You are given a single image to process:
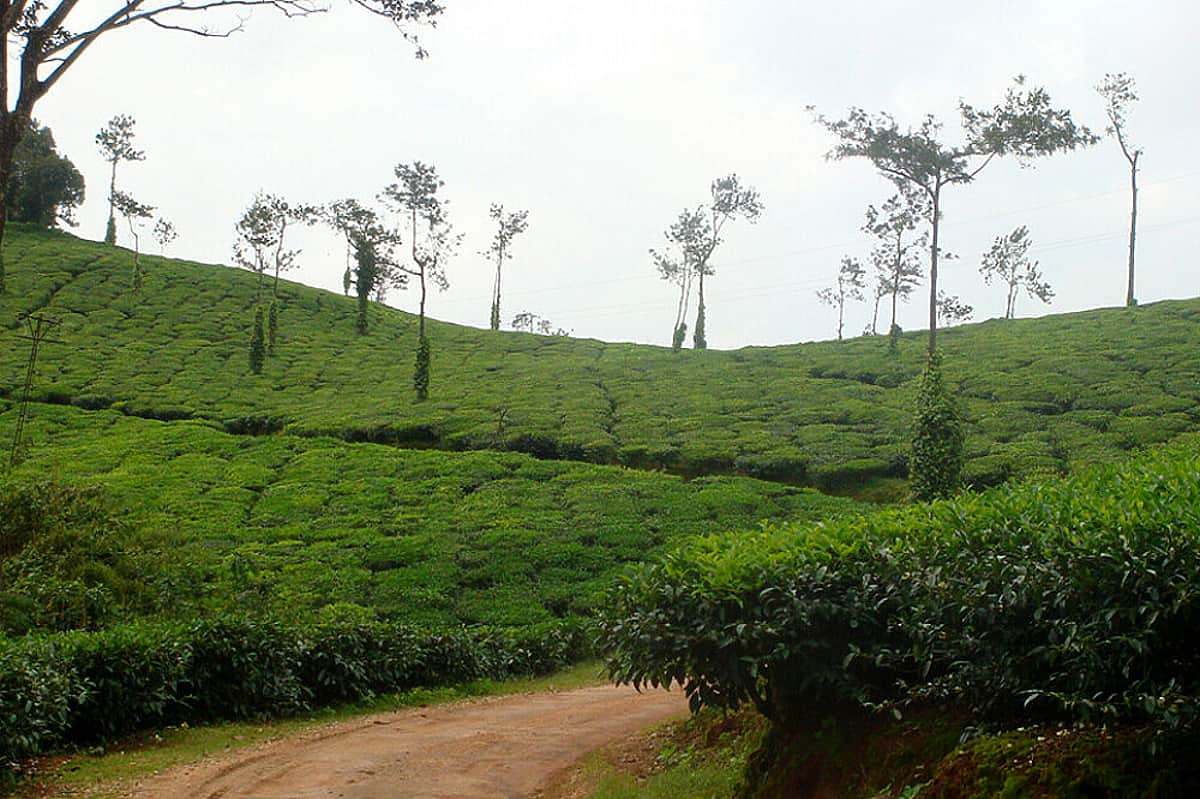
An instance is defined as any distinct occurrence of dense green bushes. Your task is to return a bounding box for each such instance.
[0,406,859,628]
[597,437,1200,732]
[1,616,586,771]
[1,227,1198,488]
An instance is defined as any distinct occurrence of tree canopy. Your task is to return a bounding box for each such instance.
[6,121,83,228]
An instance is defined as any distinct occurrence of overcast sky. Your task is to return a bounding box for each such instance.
[30,1,1200,349]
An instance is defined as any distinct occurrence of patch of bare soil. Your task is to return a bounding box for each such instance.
[123,684,686,799]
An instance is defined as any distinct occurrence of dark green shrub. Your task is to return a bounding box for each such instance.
[598,440,1200,731]
[414,334,430,400]
[672,322,687,351]
[0,639,80,770]
[267,301,278,355]
[182,617,305,720]
[910,352,964,501]
[249,306,266,374]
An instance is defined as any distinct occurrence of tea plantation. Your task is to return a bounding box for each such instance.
[0,402,857,631]
[1,225,1198,489]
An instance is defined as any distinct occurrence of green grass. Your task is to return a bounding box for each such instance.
[0,402,859,625]
[1,225,1197,488]
[10,660,607,799]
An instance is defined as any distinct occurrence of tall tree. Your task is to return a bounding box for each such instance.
[7,121,83,228]
[382,161,458,339]
[96,114,144,245]
[484,203,529,331]
[863,186,926,341]
[232,192,316,302]
[0,2,442,293]
[650,207,706,350]
[382,160,460,399]
[813,76,1096,355]
[979,225,1052,319]
[1096,72,1143,307]
[111,189,153,290]
[692,174,763,349]
[815,257,866,341]
[324,198,400,335]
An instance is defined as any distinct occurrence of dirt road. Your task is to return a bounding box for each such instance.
[123,684,687,799]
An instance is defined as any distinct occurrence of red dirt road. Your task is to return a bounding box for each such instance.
[123,684,687,798]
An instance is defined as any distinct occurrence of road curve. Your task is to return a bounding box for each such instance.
[123,684,687,799]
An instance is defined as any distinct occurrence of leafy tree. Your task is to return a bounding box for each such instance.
[0,2,442,293]
[980,225,1052,319]
[382,161,458,338]
[936,291,973,326]
[152,217,177,255]
[6,122,84,228]
[863,186,926,340]
[651,175,762,350]
[249,305,266,374]
[233,192,317,302]
[96,114,144,245]
[692,175,763,349]
[111,190,154,290]
[382,161,459,400]
[813,76,1096,355]
[816,257,866,341]
[484,203,529,331]
[1096,72,1143,307]
[651,208,705,350]
[324,199,400,335]
[910,352,964,502]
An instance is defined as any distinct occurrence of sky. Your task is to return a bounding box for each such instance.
[26,0,1200,349]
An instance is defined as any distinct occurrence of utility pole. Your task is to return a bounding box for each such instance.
[9,313,62,470]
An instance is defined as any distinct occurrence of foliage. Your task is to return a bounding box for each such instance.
[979,225,1052,319]
[0,402,858,628]
[0,615,585,772]
[414,334,431,400]
[484,203,529,331]
[813,75,1097,354]
[651,175,762,350]
[6,122,85,228]
[909,352,963,501]
[935,291,973,326]
[152,217,177,254]
[233,192,317,301]
[1096,71,1143,308]
[863,187,926,338]
[598,438,1200,735]
[249,306,266,373]
[0,479,153,635]
[267,300,278,355]
[816,257,866,341]
[1,228,1199,490]
[323,199,400,334]
[96,115,145,246]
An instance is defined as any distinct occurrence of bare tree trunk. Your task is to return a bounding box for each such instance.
[106,159,118,243]
[836,294,844,341]
[490,246,503,331]
[870,291,881,335]
[1126,153,1139,307]
[927,183,941,357]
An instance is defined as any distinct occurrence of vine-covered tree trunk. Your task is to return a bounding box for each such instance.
[414,335,430,400]
[105,161,118,244]
[693,274,707,350]
[910,352,964,502]
[249,306,266,374]
[926,183,942,356]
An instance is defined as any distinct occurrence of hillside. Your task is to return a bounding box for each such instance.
[2,226,1198,489]
[0,402,857,628]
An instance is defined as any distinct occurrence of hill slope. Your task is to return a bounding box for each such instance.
[1,226,1198,488]
[0,402,857,627]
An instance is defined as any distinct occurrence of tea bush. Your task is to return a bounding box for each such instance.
[1,227,1197,488]
[597,437,1200,731]
[0,615,588,771]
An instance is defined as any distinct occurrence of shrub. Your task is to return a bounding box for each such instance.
[598,440,1200,731]
[910,352,964,501]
